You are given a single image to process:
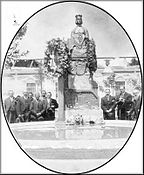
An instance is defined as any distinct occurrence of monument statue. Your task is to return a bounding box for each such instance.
[65,14,98,109]
[67,14,97,77]
[68,15,89,58]
[44,14,98,121]
[44,15,97,77]
[71,15,89,51]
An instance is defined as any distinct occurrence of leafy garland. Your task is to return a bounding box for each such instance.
[86,39,97,78]
[44,38,97,78]
[44,38,71,77]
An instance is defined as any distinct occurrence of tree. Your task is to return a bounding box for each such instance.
[129,58,139,66]
[5,24,29,69]
[103,73,115,90]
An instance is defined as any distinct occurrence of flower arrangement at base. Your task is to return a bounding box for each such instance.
[65,114,84,125]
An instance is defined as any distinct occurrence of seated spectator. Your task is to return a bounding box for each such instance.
[101,89,116,120]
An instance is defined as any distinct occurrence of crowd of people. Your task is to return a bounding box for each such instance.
[4,90,58,123]
[101,86,141,120]
[3,86,141,124]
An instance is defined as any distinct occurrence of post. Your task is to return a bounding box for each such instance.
[39,61,43,94]
[57,75,65,121]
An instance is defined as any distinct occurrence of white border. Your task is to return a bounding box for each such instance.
[1,1,143,174]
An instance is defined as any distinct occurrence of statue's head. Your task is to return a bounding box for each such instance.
[75,14,83,26]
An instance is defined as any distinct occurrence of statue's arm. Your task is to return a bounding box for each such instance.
[71,28,76,38]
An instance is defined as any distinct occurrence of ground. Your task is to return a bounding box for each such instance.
[10,120,135,173]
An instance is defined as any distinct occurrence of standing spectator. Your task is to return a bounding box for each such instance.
[27,92,36,121]
[41,90,47,100]
[15,91,31,122]
[129,88,141,120]
[30,92,45,121]
[4,90,17,123]
[116,86,132,120]
[40,90,47,119]
[101,89,116,120]
[44,92,58,121]
[28,92,34,102]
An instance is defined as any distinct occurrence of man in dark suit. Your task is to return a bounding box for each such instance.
[30,92,44,121]
[129,88,141,120]
[101,89,116,120]
[15,91,31,122]
[43,92,58,121]
[4,90,17,123]
[116,86,132,120]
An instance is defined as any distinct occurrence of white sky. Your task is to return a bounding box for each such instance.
[16,2,137,59]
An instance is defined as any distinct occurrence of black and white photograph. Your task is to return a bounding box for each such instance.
[1,1,143,174]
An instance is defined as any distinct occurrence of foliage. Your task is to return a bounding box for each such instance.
[107,73,115,85]
[99,85,104,92]
[131,78,137,86]
[44,38,71,77]
[44,38,97,78]
[127,77,141,90]
[129,58,139,66]
[5,25,29,69]
[103,73,115,88]
[15,25,27,40]
[86,39,97,78]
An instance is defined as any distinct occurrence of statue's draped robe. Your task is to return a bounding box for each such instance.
[68,25,90,75]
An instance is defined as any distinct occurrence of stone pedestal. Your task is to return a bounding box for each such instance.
[65,73,99,109]
[68,74,98,96]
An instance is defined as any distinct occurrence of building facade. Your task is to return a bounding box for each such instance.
[2,57,141,103]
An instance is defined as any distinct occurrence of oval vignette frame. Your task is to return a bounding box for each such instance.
[0,0,143,174]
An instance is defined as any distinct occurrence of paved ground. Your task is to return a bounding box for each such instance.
[10,120,135,173]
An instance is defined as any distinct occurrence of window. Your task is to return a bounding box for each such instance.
[26,83,36,93]
[14,60,39,67]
